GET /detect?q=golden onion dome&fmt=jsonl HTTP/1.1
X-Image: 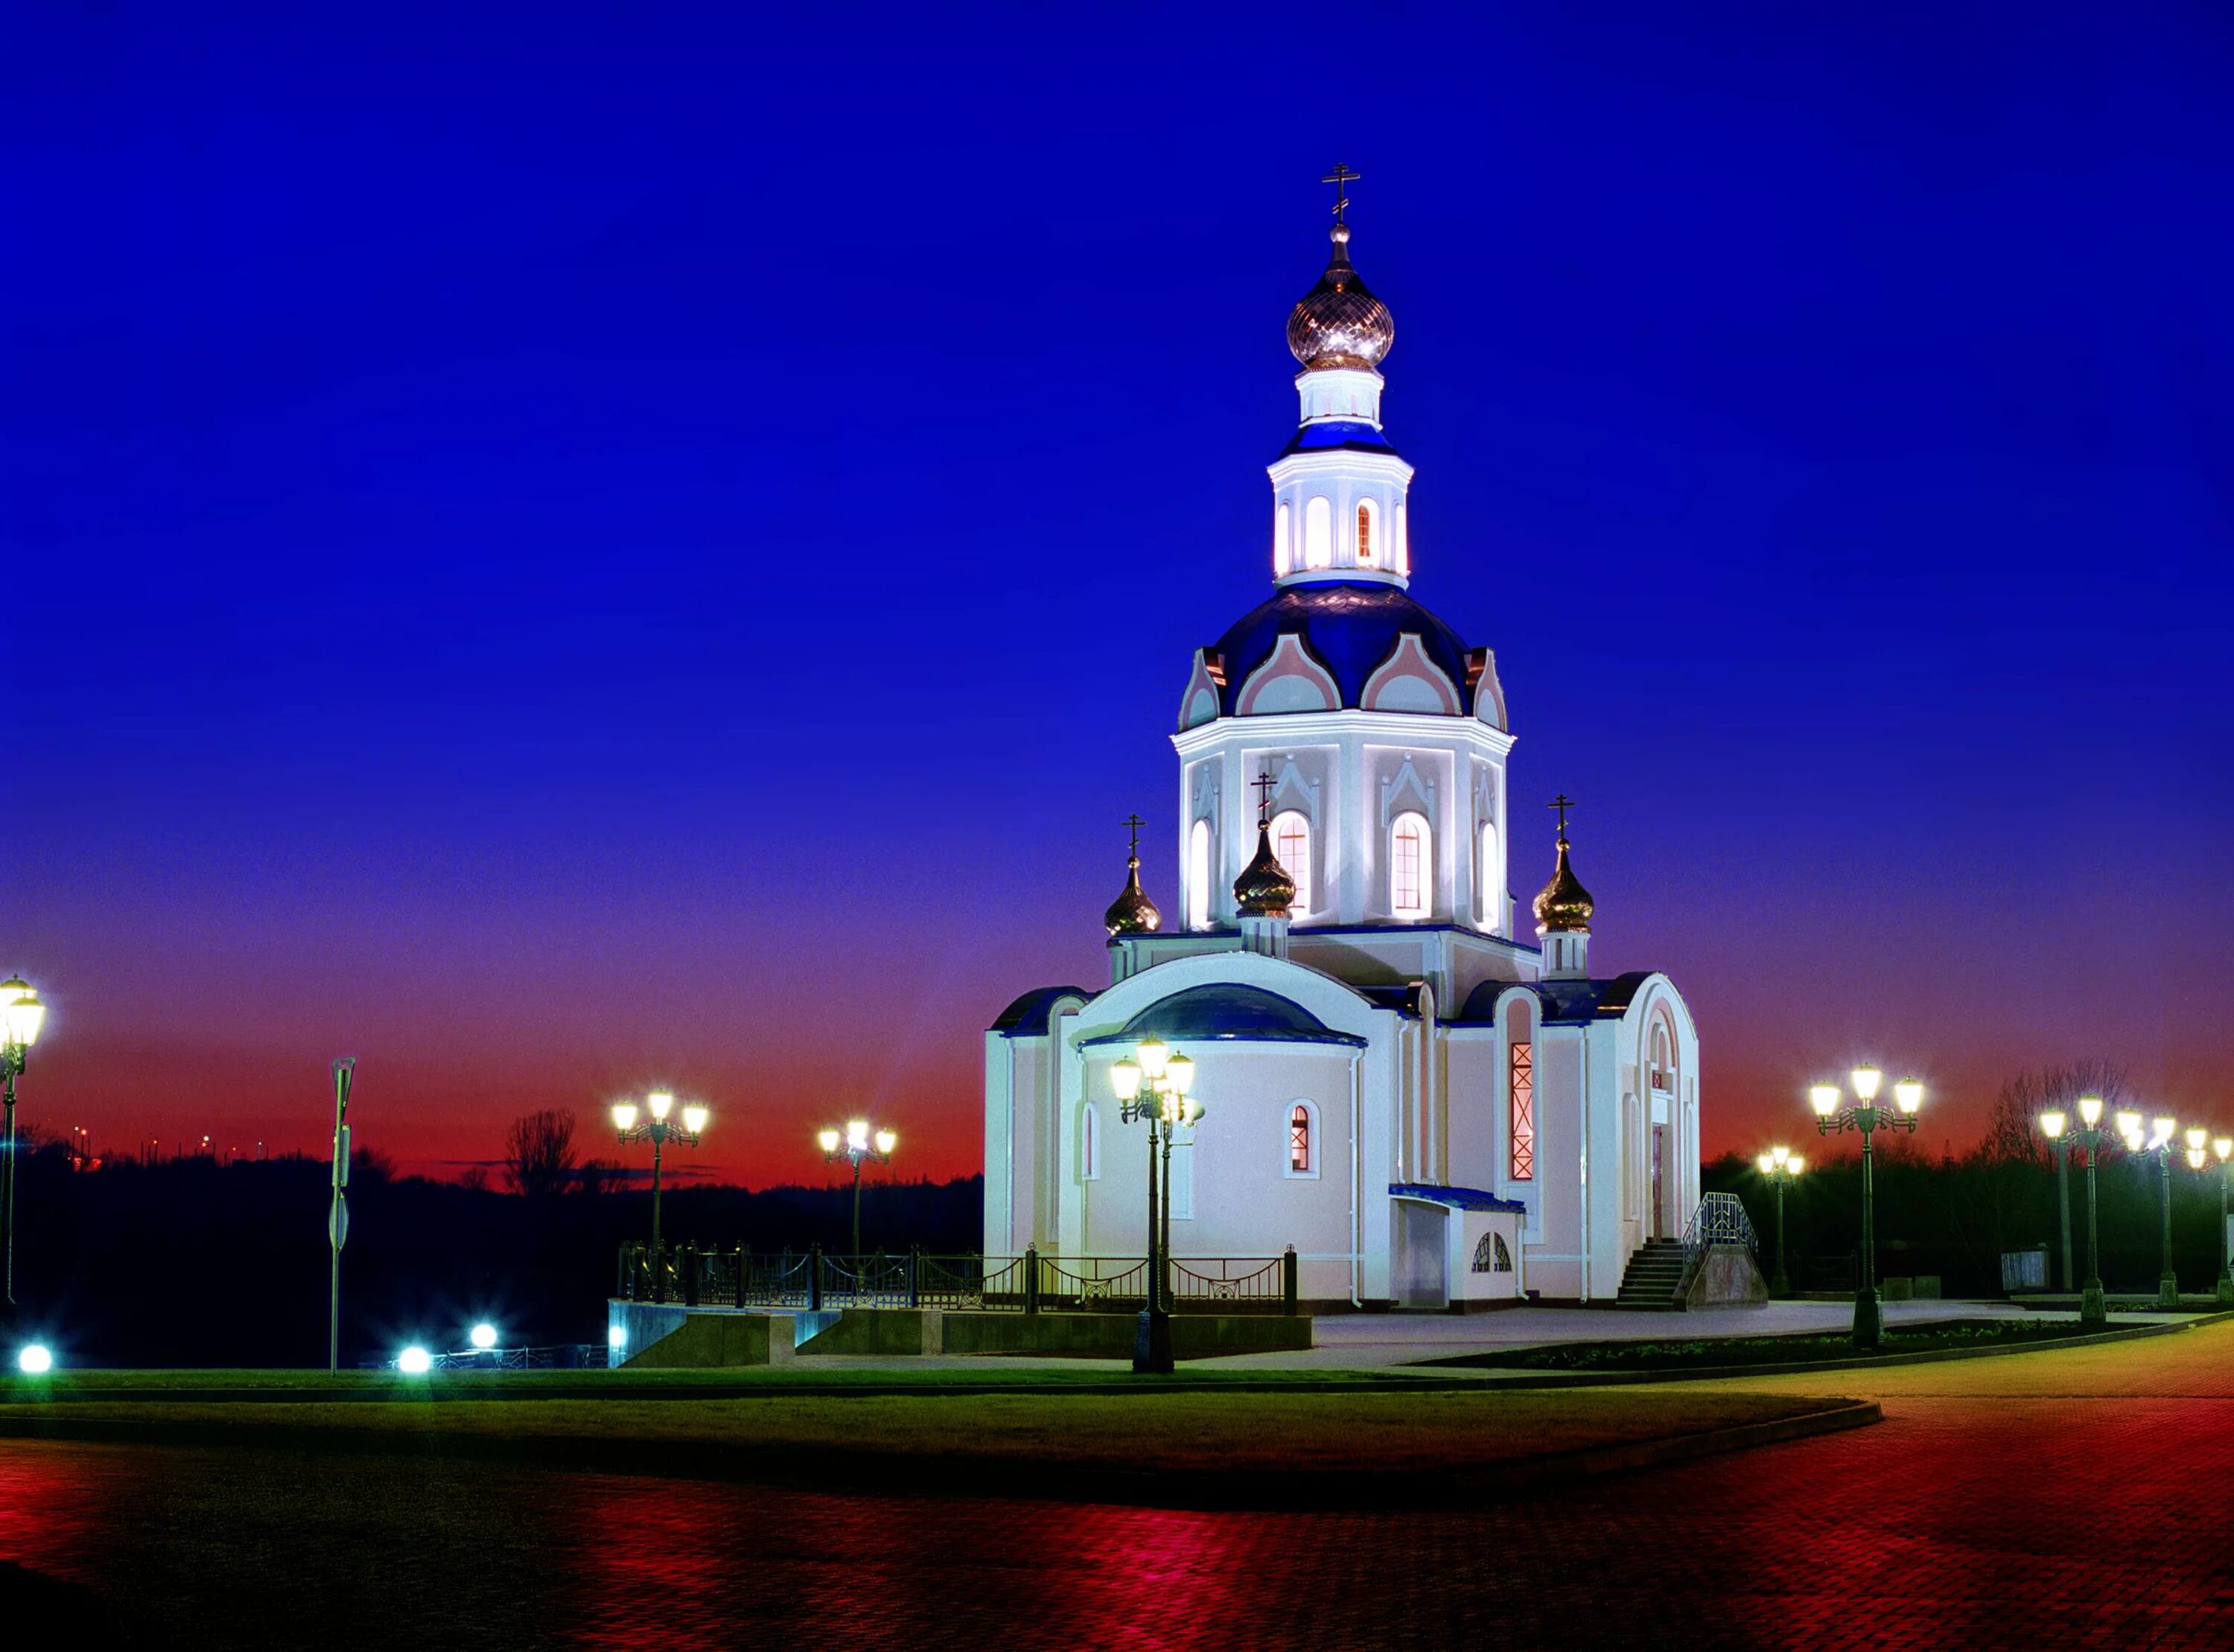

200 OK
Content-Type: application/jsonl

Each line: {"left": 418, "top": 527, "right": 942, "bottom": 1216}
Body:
{"left": 1232, "top": 821, "right": 1298, "bottom": 918}
{"left": 1104, "top": 850, "right": 1163, "bottom": 937}
{"left": 1532, "top": 831, "right": 1594, "bottom": 935}
{"left": 1286, "top": 225, "right": 1394, "bottom": 371}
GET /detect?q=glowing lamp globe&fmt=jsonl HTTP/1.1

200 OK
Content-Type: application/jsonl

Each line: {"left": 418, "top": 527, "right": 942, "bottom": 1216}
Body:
{"left": 647, "top": 1091, "right": 674, "bottom": 1122}
{"left": 1110, "top": 1059, "right": 1143, "bottom": 1101}
{"left": 1786, "top": 1155, "right": 1806, "bottom": 1176}
{"left": 1136, "top": 1037, "right": 1170, "bottom": 1079}
{"left": 2152, "top": 1116, "right": 2177, "bottom": 1147}
{"left": 1850, "top": 1066, "right": 1883, "bottom": 1103}
{"left": 2186, "top": 1127, "right": 2206, "bottom": 1152}
{"left": 0, "top": 979, "right": 44, "bottom": 1049}
{"left": 397, "top": 1346, "right": 433, "bottom": 1375}
{"left": 845, "top": 1119, "right": 869, "bottom": 1152}
{"left": 607, "top": 1324, "right": 627, "bottom": 1350}
{"left": 1809, "top": 1085, "right": 1842, "bottom": 1118}
{"left": 874, "top": 1129, "right": 897, "bottom": 1155}
{"left": 1894, "top": 1079, "right": 1924, "bottom": 1115}
{"left": 2116, "top": 1111, "right": 2142, "bottom": 1140}
{"left": 1164, "top": 1053, "right": 1195, "bottom": 1097}
{"left": 2078, "top": 1096, "right": 2104, "bottom": 1127}
{"left": 611, "top": 1103, "right": 640, "bottom": 1132}
{"left": 2216, "top": 1138, "right": 2233, "bottom": 1164}
{"left": 817, "top": 1129, "right": 841, "bottom": 1154}
{"left": 16, "top": 1345, "right": 54, "bottom": 1375}
{"left": 469, "top": 1323, "right": 497, "bottom": 1351}
{"left": 2040, "top": 1111, "right": 2067, "bottom": 1141}
{"left": 1757, "top": 1153, "right": 1775, "bottom": 1175}
{"left": 2188, "top": 1146, "right": 2207, "bottom": 1170}
{"left": 682, "top": 1105, "right": 709, "bottom": 1135}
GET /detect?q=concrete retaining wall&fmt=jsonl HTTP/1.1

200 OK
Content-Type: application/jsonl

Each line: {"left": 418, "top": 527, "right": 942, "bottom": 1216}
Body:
{"left": 608, "top": 1303, "right": 1313, "bottom": 1365}
{"left": 1684, "top": 1243, "right": 1769, "bottom": 1310}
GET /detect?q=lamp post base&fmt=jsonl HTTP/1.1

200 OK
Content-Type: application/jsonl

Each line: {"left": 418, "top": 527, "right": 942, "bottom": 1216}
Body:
{"left": 2157, "top": 1272, "right": 2180, "bottom": 1310}
{"left": 1850, "top": 1286, "right": 1881, "bottom": 1351}
{"left": 2217, "top": 1272, "right": 2233, "bottom": 1307}
{"left": 2078, "top": 1282, "right": 2107, "bottom": 1326}
{"left": 1133, "top": 1308, "right": 1173, "bottom": 1375}
{"left": 1770, "top": 1267, "right": 1789, "bottom": 1298}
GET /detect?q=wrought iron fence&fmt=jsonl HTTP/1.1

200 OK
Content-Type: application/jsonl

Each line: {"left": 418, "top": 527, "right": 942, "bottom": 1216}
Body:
{"left": 613, "top": 1244, "right": 1299, "bottom": 1315}
{"left": 1681, "top": 1191, "right": 1760, "bottom": 1272}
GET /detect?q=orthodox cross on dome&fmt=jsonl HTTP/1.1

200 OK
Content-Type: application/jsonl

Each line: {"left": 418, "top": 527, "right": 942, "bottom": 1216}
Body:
{"left": 1321, "top": 163, "right": 1361, "bottom": 227}
{"left": 1549, "top": 793, "right": 1576, "bottom": 843}
{"left": 1252, "top": 770, "right": 1279, "bottom": 826}
{"left": 1122, "top": 813, "right": 1147, "bottom": 861}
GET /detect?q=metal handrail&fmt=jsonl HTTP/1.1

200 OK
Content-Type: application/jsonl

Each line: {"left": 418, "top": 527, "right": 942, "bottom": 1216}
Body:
{"left": 1681, "top": 1192, "right": 1760, "bottom": 1267}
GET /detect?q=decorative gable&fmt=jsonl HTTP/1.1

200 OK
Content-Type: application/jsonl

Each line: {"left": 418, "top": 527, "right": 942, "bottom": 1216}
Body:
{"left": 1235, "top": 634, "right": 1340, "bottom": 716}
{"left": 1361, "top": 634, "right": 1461, "bottom": 715}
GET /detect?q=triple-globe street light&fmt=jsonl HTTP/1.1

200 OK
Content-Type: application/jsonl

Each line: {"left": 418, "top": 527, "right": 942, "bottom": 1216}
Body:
{"left": 818, "top": 1119, "right": 897, "bottom": 1257}
{"left": 611, "top": 1091, "right": 708, "bottom": 1260}
{"left": 1809, "top": 1065, "right": 1922, "bottom": 1350}
{"left": 2195, "top": 1132, "right": 2234, "bottom": 1307}
{"left": 2118, "top": 1112, "right": 2183, "bottom": 1310}
{"left": 2038, "top": 1097, "right": 2115, "bottom": 1326}
{"left": 1754, "top": 1145, "right": 1807, "bottom": 1297}
{"left": 1110, "top": 1035, "right": 1204, "bottom": 1377}
{"left": 0, "top": 976, "right": 50, "bottom": 1311}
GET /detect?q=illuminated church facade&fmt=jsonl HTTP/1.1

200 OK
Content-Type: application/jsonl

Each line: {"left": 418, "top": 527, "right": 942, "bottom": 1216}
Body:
{"left": 984, "top": 191, "right": 1702, "bottom": 1307}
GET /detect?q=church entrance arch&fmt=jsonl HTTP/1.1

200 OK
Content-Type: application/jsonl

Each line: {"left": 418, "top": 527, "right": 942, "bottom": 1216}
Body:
{"left": 1393, "top": 1199, "right": 1450, "bottom": 1310}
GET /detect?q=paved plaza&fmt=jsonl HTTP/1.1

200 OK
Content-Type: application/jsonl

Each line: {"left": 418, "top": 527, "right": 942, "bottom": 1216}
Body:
{"left": 0, "top": 1318, "right": 2229, "bottom": 1649}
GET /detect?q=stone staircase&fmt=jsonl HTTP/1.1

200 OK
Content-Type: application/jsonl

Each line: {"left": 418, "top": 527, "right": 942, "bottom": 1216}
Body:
{"left": 1614, "top": 1238, "right": 1690, "bottom": 1310}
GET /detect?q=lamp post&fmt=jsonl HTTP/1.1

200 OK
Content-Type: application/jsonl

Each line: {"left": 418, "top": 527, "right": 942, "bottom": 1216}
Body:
{"left": 2038, "top": 1109, "right": 2077, "bottom": 1293}
{"left": 2040, "top": 1097, "right": 2114, "bottom": 1326}
{"left": 1754, "top": 1146, "right": 1806, "bottom": 1297}
{"left": 0, "top": 977, "right": 49, "bottom": 1311}
{"left": 2209, "top": 1135, "right": 2234, "bottom": 1307}
{"left": 612, "top": 1091, "right": 707, "bottom": 1262}
{"left": 1810, "top": 1065, "right": 1922, "bottom": 1350}
{"left": 818, "top": 1119, "right": 897, "bottom": 1257}
{"left": 2119, "top": 1114, "right": 2181, "bottom": 1310}
{"left": 1110, "top": 1036, "right": 1203, "bottom": 1376}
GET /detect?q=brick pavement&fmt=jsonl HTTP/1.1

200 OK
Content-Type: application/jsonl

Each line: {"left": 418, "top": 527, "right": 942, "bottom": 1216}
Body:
{"left": 0, "top": 1323, "right": 2229, "bottom": 1650}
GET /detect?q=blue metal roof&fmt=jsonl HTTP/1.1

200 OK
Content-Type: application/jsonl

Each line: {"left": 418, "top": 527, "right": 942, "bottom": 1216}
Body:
{"left": 1278, "top": 420, "right": 1399, "bottom": 457}
{"left": 1078, "top": 983, "right": 1367, "bottom": 1050}
{"left": 989, "top": 985, "right": 1089, "bottom": 1037}
{"left": 1206, "top": 581, "right": 1475, "bottom": 717}
{"left": 1390, "top": 1182, "right": 1529, "bottom": 1214}
{"left": 1455, "top": 971, "right": 1659, "bottom": 1027}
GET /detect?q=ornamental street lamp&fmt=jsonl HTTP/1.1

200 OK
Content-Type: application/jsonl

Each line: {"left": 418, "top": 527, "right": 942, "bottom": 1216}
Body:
{"left": 1754, "top": 1146, "right": 1807, "bottom": 1296}
{"left": 2119, "top": 1114, "right": 2182, "bottom": 1310}
{"left": 2041, "top": 1097, "right": 2115, "bottom": 1326}
{"left": 612, "top": 1091, "right": 707, "bottom": 1261}
{"left": 2207, "top": 1135, "right": 2234, "bottom": 1307}
{"left": 818, "top": 1118, "right": 897, "bottom": 1257}
{"left": 1110, "top": 1036, "right": 1203, "bottom": 1377}
{"left": 2038, "top": 1107, "right": 2078, "bottom": 1294}
{"left": 0, "top": 977, "right": 49, "bottom": 1310}
{"left": 1810, "top": 1065, "right": 1922, "bottom": 1350}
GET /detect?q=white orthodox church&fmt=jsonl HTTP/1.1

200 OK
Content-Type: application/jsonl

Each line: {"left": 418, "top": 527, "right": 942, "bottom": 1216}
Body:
{"left": 984, "top": 191, "right": 1702, "bottom": 1308}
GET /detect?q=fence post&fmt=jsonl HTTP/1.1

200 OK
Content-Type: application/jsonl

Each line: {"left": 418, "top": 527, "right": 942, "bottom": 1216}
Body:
{"left": 733, "top": 1246, "right": 747, "bottom": 1309}
{"left": 652, "top": 1241, "right": 668, "bottom": 1305}
{"left": 908, "top": 1245, "right": 920, "bottom": 1310}
{"left": 809, "top": 1243, "right": 824, "bottom": 1313}
{"left": 1025, "top": 1245, "right": 1040, "bottom": 1315}
{"left": 683, "top": 1243, "right": 701, "bottom": 1307}
{"left": 1283, "top": 1246, "right": 1298, "bottom": 1316}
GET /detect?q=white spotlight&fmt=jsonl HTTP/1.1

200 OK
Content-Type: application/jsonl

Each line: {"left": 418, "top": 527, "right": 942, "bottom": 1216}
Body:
{"left": 397, "top": 1345, "right": 433, "bottom": 1374}
{"left": 468, "top": 1323, "right": 497, "bottom": 1351}
{"left": 16, "top": 1345, "right": 54, "bottom": 1375}
{"left": 607, "top": 1324, "right": 627, "bottom": 1349}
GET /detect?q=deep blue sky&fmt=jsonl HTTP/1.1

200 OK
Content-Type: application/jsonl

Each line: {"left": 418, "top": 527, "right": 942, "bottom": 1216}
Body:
{"left": 4, "top": 4, "right": 2229, "bottom": 1179}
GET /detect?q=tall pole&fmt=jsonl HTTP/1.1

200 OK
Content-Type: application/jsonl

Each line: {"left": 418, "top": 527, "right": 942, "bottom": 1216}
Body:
{"left": 2082, "top": 1144, "right": 2104, "bottom": 1325}
{"left": 850, "top": 1157, "right": 865, "bottom": 1257}
{"left": 2055, "top": 1144, "right": 2074, "bottom": 1294}
{"left": 1771, "top": 1177, "right": 1789, "bottom": 1296}
{"left": 650, "top": 1132, "right": 665, "bottom": 1260}
{"left": 1159, "top": 1123, "right": 1176, "bottom": 1313}
{"left": 2218, "top": 1162, "right": 2233, "bottom": 1306}
{"left": 2157, "top": 1151, "right": 2178, "bottom": 1309}
{"left": 1854, "top": 1116, "right": 1880, "bottom": 1350}
{"left": 327, "top": 1057, "right": 354, "bottom": 1376}
{"left": 2, "top": 1063, "right": 17, "bottom": 1309}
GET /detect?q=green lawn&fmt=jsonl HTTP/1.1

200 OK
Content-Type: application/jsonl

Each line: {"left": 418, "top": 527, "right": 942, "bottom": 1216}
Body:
{"left": 1435, "top": 1318, "right": 2113, "bottom": 1374}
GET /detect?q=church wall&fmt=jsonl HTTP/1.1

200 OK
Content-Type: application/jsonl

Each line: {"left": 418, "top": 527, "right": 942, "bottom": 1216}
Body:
{"left": 1441, "top": 1030, "right": 1501, "bottom": 1199}
{"left": 1527, "top": 1027, "right": 1588, "bottom": 1301}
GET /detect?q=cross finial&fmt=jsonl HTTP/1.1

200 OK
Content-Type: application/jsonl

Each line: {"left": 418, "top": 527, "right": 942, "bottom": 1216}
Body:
{"left": 1122, "top": 813, "right": 1146, "bottom": 863}
{"left": 1253, "top": 770, "right": 1279, "bottom": 826}
{"left": 1549, "top": 793, "right": 1576, "bottom": 843}
{"left": 1321, "top": 163, "right": 1361, "bottom": 228}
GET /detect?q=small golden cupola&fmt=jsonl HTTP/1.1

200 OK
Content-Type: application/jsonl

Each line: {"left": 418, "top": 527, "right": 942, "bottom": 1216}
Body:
{"left": 1233, "top": 819, "right": 1298, "bottom": 918}
{"left": 1533, "top": 794, "right": 1594, "bottom": 980}
{"left": 1104, "top": 814, "right": 1163, "bottom": 937}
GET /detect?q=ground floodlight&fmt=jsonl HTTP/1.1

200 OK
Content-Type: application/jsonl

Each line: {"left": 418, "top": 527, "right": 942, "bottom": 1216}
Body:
{"left": 469, "top": 1323, "right": 497, "bottom": 1350}
{"left": 397, "top": 1345, "right": 433, "bottom": 1374}
{"left": 16, "top": 1345, "right": 54, "bottom": 1375}
{"left": 608, "top": 1324, "right": 627, "bottom": 1349}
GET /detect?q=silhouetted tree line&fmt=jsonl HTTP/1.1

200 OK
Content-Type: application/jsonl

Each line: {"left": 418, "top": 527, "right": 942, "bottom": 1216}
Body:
{"left": 5, "top": 1130, "right": 980, "bottom": 1368}
{"left": 1710, "top": 1062, "right": 2230, "bottom": 1296}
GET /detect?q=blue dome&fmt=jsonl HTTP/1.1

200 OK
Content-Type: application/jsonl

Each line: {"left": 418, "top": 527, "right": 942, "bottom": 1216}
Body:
{"left": 1206, "top": 581, "right": 1477, "bottom": 717}
{"left": 1080, "top": 985, "right": 1366, "bottom": 1049}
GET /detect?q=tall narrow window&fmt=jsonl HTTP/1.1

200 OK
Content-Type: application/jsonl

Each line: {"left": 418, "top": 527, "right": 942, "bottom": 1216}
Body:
{"left": 1394, "top": 501, "right": 1410, "bottom": 576}
{"left": 1273, "top": 503, "right": 1292, "bottom": 575}
{"left": 1356, "top": 500, "right": 1377, "bottom": 565}
{"left": 1509, "top": 1041, "right": 1536, "bottom": 1181}
{"left": 1188, "top": 819, "right": 1212, "bottom": 930}
{"left": 1390, "top": 811, "right": 1431, "bottom": 919}
{"left": 1651, "top": 1022, "right": 1673, "bottom": 1094}
{"left": 1271, "top": 809, "right": 1311, "bottom": 916}
{"left": 1478, "top": 821, "right": 1501, "bottom": 931}
{"left": 1303, "top": 497, "right": 1332, "bottom": 569}
{"left": 1289, "top": 1104, "right": 1313, "bottom": 1174}
{"left": 1081, "top": 1103, "right": 1101, "bottom": 1181}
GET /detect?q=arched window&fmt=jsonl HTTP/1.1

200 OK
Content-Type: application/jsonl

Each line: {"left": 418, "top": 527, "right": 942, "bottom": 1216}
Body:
{"left": 1287, "top": 1101, "right": 1318, "bottom": 1177}
{"left": 1081, "top": 1103, "right": 1101, "bottom": 1181}
{"left": 1650, "top": 1021, "right": 1675, "bottom": 1094}
{"left": 1394, "top": 501, "right": 1410, "bottom": 576}
{"left": 1478, "top": 821, "right": 1500, "bottom": 932}
{"left": 1303, "top": 497, "right": 1332, "bottom": 569}
{"left": 1273, "top": 503, "right": 1292, "bottom": 575}
{"left": 1390, "top": 811, "right": 1431, "bottom": 919}
{"left": 1188, "top": 819, "right": 1213, "bottom": 930}
{"left": 1270, "top": 809, "right": 1311, "bottom": 916}
{"left": 1356, "top": 499, "right": 1378, "bottom": 566}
